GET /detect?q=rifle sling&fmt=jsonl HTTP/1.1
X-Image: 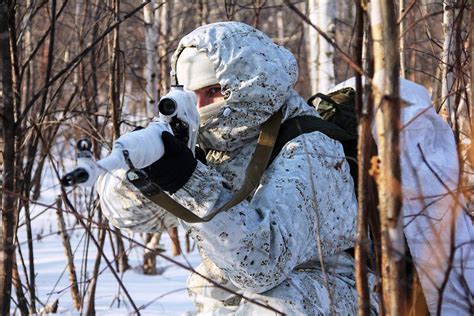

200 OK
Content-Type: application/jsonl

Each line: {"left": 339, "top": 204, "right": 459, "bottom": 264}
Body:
{"left": 144, "top": 110, "right": 283, "bottom": 223}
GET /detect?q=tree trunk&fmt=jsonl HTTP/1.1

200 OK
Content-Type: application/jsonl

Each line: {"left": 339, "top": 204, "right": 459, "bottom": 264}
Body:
{"left": 158, "top": 0, "right": 173, "bottom": 97}
{"left": 185, "top": 233, "right": 191, "bottom": 253}
{"left": 22, "top": 0, "right": 36, "bottom": 114}
{"left": 89, "top": 0, "right": 102, "bottom": 159}
{"left": 469, "top": 2, "right": 474, "bottom": 219}
{"left": 143, "top": 231, "right": 162, "bottom": 275}
{"left": 408, "top": 12, "right": 417, "bottom": 83}
{"left": 370, "top": 1, "right": 405, "bottom": 315}
{"left": 440, "top": 0, "right": 458, "bottom": 126}
{"left": 465, "top": 2, "right": 474, "bottom": 218}
{"left": 108, "top": 0, "right": 129, "bottom": 273}
{"left": 143, "top": 0, "right": 159, "bottom": 118}
{"left": 198, "top": 0, "right": 209, "bottom": 25}
{"left": 109, "top": 0, "right": 121, "bottom": 140}
{"left": 73, "top": 0, "right": 85, "bottom": 87}
{"left": 252, "top": 0, "right": 264, "bottom": 28}
{"left": 416, "top": 0, "right": 435, "bottom": 86}
{"left": 168, "top": 227, "right": 181, "bottom": 257}
{"left": 85, "top": 210, "right": 106, "bottom": 316}
{"left": 276, "top": 11, "right": 284, "bottom": 43}
{"left": 0, "top": 1, "right": 17, "bottom": 313}
{"left": 399, "top": 0, "right": 406, "bottom": 78}
{"left": 56, "top": 196, "right": 82, "bottom": 311}
{"left": 307, "top": 0, "right": 336, "bottom": 93}
{"left": 31, "top": 148, "right": 46, "bottom": 200}
{"left": 12, "top": 255, "right": 29, "bottom": 315}
{"left": 353, "top": 2, "right": 370, "bottom": 315}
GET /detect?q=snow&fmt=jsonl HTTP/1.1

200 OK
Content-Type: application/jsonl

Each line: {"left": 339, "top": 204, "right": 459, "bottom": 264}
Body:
{"left": 13, "top": 160, "right": 201, "bottom": 315}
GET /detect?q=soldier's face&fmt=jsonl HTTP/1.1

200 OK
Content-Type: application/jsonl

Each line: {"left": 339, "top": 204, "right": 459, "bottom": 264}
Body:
{"left": 194, "top": 84, "right": 225, "bottom": 108}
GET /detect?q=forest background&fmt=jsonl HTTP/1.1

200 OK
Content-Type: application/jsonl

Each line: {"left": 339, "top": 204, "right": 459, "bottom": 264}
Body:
{"left": 0, "top": 0, "right": 472, "bottom": 315}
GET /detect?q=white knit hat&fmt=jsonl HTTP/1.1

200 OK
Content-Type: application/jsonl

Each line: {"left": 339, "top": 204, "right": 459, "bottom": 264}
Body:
{"left": 176, "top": 47, "right": 219, "bottom": 90}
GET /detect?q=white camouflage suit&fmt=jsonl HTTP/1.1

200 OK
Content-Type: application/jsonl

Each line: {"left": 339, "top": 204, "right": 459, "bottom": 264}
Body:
{"left": 97, "top": 22, "right": 379, "bottom": 315}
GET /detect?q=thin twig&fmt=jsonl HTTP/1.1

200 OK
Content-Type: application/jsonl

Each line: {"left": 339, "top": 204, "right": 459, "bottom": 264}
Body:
{"left": 397, "top": 0, "right": 418, "bottom": 24}
{"left": 20, "top": 0, "right": 151, "bottom": 123}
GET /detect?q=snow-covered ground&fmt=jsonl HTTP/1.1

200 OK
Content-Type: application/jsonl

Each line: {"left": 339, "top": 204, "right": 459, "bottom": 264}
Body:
{"left": 13, "top": 159, "right": 200, "bottom": 315}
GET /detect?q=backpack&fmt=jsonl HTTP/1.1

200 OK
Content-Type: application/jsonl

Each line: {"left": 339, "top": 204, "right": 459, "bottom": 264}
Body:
{"left": 309, "top": 87, "right": 358, "bottom": 136}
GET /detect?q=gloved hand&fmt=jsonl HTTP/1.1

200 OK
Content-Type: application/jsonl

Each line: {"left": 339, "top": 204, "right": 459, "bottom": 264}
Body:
{"left": 144, "top": 131, "right": 197, "bottom": 194}
{"left": 194, "top": 146, "right": 207, "bottom": 165}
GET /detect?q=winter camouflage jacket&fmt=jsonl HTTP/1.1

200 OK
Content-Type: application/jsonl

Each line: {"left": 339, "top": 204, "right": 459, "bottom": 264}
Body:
{"left": 97, "top": 22, "right": 379, "bottom": 315}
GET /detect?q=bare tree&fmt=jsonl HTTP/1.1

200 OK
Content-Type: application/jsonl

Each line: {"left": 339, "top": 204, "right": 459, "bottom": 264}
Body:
{"left": 158, "top": 0, "right": 173, "bottom": 98}
{"left": 353, "top": 2, "right": 371, "bottom": 315}
{"left": 440, "top": 0, "right": 458, "bottom": 126}
{"left": 0, "top": 1, "right": 17, "bottom": 314}
{"left": 370, "top": 1, "right": 405, "bottom": 315}
{"left": 198, "top": 0, "right": 209, "bottom": 25}
{"left": 143, "top": 0, "right": 159, "bottom": 118}
{"left": 108, "top": 0, "right": 130, "bottom": 273}
{"left": 56, "top": 196, "right": 82, "bottom": 310}
{"left": 85, "top": 207, "right": 107, "bottom": 315}
{"left": 399, "top": 0, "right": 406, "bottom": 78}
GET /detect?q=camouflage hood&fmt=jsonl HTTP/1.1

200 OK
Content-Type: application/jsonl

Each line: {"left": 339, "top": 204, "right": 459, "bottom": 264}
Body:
{"left": 170, "top": 22, "right": 316, "bottom": 152}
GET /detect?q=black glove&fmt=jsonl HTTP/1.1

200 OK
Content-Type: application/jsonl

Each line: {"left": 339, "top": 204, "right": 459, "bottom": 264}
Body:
{"left": 144, "top": 131, "right": 197, "bottom": 194}
{"left": 194, "top": 146, "right": 207, "bottom": 165}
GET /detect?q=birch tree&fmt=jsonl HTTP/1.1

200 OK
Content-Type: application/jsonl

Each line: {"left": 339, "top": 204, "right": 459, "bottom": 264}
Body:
{"left": 158, "top": 0, "right": 172, "bottom": 97}
{"left": 276, "top": 11, "right": 284, "bottom": 43}
{"left": 440, "top": 0, "right": 473, "bottom": 218}
{"left": 142, "top": 0, "right": 166, "bottom": 275}
{"left": 439, "top": 0, "right": 459, "bottom": 127}
{"left": 399, "top": 0, "right": 406, "bottom": 78}
{"left": 307, "top": 0, "right": 336, "bottom": 93}
{"left": 143, "top": 0, "right": 159, "bottom": 118}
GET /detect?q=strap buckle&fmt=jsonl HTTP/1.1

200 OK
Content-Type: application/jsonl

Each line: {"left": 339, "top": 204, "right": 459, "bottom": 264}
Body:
{"left": 123, "top": 150, "right": 162, "bottom": 196}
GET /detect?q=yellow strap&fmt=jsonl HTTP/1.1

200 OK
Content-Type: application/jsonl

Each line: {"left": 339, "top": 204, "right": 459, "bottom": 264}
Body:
{"left": 146, "top": 110, "right": 283, "bottom": 223}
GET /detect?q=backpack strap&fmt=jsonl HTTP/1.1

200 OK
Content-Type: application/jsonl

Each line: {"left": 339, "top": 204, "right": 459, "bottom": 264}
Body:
{"left": 131, "top": 110, "right": 283, "bottom": 223}
{"left": 269, "top": 115, "right": 358, "bottom": 183}
{"left": 307, "top": 93, "right": 340, "bottom": 108}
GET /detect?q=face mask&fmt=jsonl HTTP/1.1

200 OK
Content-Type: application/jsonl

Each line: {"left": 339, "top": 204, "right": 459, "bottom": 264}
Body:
{"left": 197, "top": 100, "right": 230, "bottom": 151}
{"left": 198, "top": 100, "right": 227, "bottom": 123}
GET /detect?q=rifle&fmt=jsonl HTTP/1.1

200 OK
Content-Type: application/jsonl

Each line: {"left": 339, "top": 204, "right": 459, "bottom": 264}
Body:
{"left": 61, "top": 86, "right": 199, "bottom": 187}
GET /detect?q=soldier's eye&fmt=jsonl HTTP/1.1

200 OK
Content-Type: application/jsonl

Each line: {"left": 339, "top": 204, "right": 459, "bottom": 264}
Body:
{"left": 207, "top": 87, "right": 221, "bottom": 96}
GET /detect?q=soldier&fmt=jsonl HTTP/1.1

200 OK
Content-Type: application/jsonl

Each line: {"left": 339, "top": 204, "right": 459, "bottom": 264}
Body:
{"left": 97, "top": 22, "right": 378, "bottom": 314}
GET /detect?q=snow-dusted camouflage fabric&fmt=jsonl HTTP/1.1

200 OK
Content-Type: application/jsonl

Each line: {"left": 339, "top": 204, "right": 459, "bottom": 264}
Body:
{"left": 96, "top": 169, "right": 177, "bottom": 232}
{"left": 98, "top": 22, "right": 379, "bottom": 315}
{"left": 170, "top": 22, "right": 314, "bottom": 153}
{"left": 174, "top": 129, "right": 379, "bottom": 315}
